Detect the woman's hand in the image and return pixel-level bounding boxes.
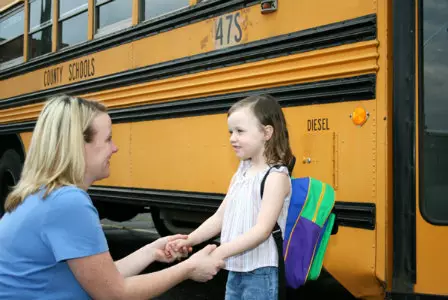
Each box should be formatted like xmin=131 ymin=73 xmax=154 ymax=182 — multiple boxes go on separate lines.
xmin=148 ymin=234 xmax=191 ymax=263
xmin=165 ymin=238 xmax=193 ymax=257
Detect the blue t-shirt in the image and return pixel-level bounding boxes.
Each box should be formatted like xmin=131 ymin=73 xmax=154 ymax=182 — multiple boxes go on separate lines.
xmin=0 ymin=186 xmax=109 ymax=299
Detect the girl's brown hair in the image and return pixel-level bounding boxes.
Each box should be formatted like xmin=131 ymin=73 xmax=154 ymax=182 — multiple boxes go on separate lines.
xmin=228 ymin=94 xmax=295 ymax=172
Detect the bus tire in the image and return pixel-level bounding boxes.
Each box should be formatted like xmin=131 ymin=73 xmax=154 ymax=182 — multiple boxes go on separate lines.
xmin=151 ymin=207 xmax=172 ymax=237
xmin=100 ymin=203 xmax=140 ymax=222
xmin=0 ymin=150 xmax=23 ymax=217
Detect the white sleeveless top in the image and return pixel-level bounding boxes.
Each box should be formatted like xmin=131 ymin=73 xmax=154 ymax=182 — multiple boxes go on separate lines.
xmin=221 ymin=160 xmax=291 ymax=272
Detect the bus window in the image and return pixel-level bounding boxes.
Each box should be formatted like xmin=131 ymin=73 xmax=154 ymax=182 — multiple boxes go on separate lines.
xmin=421 ymin=0 xmax=448 ymax=223
xmin=0 ymin=4 xmax=24 ymax=69
xmin=59 ymin=0 xmax=88 ymax=49
xmin=29 ymin=0 xmax=52 ymax=59
xmin=60 ymin=0 xmax=88 ymax=15
xmin=140 ymin=0 xmax=190 ymax=21
xmin=95 ymin=0 xmax=132 ymax=37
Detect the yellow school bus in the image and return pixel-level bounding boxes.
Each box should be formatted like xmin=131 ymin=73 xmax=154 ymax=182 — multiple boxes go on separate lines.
xmin=0 ymin=0 xmax=447 ymax=298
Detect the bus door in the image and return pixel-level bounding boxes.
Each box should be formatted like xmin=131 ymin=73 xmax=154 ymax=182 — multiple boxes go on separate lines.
xmin=393 ymin=0 xmax=448 ymax=297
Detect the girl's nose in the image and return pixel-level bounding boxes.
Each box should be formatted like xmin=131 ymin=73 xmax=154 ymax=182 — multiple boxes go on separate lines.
xmin=229 ymin=132 xmax=237 ymax=143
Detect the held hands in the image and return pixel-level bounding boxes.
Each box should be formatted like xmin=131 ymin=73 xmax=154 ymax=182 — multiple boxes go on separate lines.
xmin=165 ymin=238 xmax=193 ymax=259
xmin=165 ymin=237 xmax=226 ymax=262
xmin=164 ymin=237 xmax=225 ymax=282
xmin=185 ymin=244 xmax=225 ymax=282
xmin=151 ymin=235 xmax=224 ymax=282
xmin=147 ymin=234 xmax=191 ymax=263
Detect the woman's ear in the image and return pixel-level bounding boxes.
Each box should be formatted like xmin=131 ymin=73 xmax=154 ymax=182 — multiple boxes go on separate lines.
xmin=264 ymin=125 xmax=274 ymax=141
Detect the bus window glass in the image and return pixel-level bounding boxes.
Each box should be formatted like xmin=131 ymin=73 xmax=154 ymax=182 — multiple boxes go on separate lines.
xmin=0 ymin=5 xmax=24 ymax=68
xmin=60 ymin=0 xmax=88 ymax=16
xmin=29 ymin=0 xmax=52 ymax=31
xmin=59 ymin=12 xmax=88 ymax=49
xmin=29 ymin=0 xmax=52 ymax=59
xmin=422 ymin=0 xmax=448 ymax=222
xmin=29 ymin=26 xmax=52 ymax=58
xmin=141 ymin=0 xmax=190 ymax=20
xmin=96 ymin=0 xmax=132 ymax=34
xmin=59 ymin=0 xmax=88 ymax=49
xmin=0 ymin=7 xmax=24 ymax=40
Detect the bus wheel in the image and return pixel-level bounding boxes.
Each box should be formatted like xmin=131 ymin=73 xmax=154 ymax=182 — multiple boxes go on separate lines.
xmin=100 ymin=202 xmax=140 ymax=222
xmin=151 ymin=207 xmax=172 ymax=237
xmin=151 ymin=208 xmax=198 ymax=237
xmin=0 ymin=150 xmax=23 ymax=218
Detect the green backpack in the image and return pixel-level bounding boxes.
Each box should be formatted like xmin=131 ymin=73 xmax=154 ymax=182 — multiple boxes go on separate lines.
xmin=261 ymin=166 xmax=336 ymax=299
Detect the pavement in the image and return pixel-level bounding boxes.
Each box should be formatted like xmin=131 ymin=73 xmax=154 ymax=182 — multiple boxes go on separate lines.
xmin=102 ymin=213 xmax=357 ymax=300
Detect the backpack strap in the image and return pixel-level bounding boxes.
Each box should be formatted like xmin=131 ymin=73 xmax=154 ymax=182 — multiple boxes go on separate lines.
xmin=260 ymin=165 xmax=286 ymax=300
xmin=260 ymin=165 xmax=283 ymax=199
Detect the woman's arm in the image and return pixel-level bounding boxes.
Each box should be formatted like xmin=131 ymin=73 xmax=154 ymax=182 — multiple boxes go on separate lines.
xmin=114 ymin=244 xmax=156 ymax=278
xmin=210 ymin=172 xmax=290 ymax=260
xmin=115 ymin=234 xmax=188 ymax=277
xmin=68 ymin=244 xmax=224 ymax=300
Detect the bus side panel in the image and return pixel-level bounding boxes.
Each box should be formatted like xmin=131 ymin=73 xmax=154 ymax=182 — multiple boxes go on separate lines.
xmin=19 ymin=132 xmax=32 ymax=153
xmin=95 ymin=100 xmax=383 ymax=297
xmin=375 ymin=0 xmax=393 ymax=289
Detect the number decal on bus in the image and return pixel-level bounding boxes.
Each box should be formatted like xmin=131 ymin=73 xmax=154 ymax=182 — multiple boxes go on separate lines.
xmin=215 ymin=12 xmax=243 ymax=49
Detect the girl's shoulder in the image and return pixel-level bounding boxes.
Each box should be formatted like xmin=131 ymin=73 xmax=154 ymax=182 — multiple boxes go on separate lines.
xmin=267 ymin=164 xmax=290 ymax=176
xmin=236 ymin=159 xmax=251 ymax=173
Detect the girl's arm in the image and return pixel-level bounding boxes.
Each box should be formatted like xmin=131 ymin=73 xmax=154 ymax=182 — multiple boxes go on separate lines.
xmin=185 ymin=203 xmax=226 ymax=246
xmin=173 ymin=175 xmax=236 ymax=248
xmin=210 ymin=171 xmax=290 ymax=260
xmin=169 ymin=209 xmax=224 ymax=254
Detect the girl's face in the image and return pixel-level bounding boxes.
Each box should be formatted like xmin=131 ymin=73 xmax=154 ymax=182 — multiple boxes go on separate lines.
xmin=227 ymin=107 xmax=267 ymax=161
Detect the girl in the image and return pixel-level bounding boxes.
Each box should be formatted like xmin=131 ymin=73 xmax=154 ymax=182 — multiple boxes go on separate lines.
xmin=166 ymin=94 xmax=294 ymax=300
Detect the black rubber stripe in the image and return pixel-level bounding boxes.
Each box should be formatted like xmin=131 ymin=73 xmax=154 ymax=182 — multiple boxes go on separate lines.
xmin=109 ymin=74 xmax=376 ymax=123
xmin=88 ymin=185 xmax=376 ymax=230
xmin=0 ymin=73 xmax=376 ymax=134
xmin=332 ymin=201 xmax=375 ymax=230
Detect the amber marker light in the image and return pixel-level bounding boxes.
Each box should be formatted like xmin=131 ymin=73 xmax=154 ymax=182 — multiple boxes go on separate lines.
xmin=350 ymin=107 xmax=369 ymax=126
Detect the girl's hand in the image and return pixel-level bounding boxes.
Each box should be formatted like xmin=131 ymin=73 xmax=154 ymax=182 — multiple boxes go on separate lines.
xmin=147 ymin=234 xmax=189 ymax=263
xmin=152 ymin=246 xmax=187 ymax=263
xmin=165 ymin=238 xmax=193 ymax=258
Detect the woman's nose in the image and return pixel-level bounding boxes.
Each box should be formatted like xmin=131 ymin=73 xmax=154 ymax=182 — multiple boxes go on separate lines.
xmin=112 ymin=142 xmax=119 ymax=153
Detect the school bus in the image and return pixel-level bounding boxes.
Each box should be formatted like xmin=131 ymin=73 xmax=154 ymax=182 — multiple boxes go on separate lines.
xmin=0 ymin=0 xmax=447 ymax=298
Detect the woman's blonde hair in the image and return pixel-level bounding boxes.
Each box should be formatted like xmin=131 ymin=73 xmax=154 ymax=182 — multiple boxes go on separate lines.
xmin=5 ymin=95 xmax=106 ymax=212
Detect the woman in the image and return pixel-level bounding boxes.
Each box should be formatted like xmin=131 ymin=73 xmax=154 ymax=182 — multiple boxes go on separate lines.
xmin=0 ymin=95 xmax=224 ymax=300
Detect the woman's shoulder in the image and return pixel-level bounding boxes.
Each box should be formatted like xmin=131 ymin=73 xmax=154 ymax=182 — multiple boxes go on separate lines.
xmin=47 ymin=185 xmax=91 ymax=205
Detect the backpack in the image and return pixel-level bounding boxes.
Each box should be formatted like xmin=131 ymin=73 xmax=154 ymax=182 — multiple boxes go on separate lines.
xmin=260 ymin=164 xmax=336 ymax=299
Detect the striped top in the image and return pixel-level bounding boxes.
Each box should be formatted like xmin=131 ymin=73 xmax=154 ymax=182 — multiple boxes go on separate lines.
xmin=221 ymin=160 xmax=291 ymax=272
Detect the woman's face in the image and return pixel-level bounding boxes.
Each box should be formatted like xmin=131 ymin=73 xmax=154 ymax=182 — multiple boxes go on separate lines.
xmin=84 ymin=113 xmax=118 ymax=186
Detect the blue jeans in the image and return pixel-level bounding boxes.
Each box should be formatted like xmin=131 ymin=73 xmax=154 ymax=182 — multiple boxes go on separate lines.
xmin=224 ymin=267 xmax=278 ymax=300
